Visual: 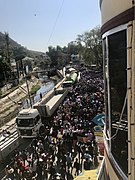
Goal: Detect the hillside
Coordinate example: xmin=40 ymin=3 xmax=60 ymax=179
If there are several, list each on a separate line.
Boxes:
xmin=0 ymin=32 xmax=43 ymax=57
xmin=0 ymin=32 xmax=21 ymax=49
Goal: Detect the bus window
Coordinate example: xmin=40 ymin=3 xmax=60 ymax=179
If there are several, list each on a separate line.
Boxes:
xmin=108 ymin=29 xmax=128 ymax=174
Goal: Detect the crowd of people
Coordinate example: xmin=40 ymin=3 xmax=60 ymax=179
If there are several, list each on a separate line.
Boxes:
xmin=4 ymin=66 xmax=104 ymax=180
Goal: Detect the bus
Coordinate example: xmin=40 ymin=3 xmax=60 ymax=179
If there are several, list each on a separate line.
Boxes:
xmin=62 ymin=72 xmax=78 ymax=89
xmin=70 ymin=72 xmax=77 ymax=83
xmin=16 ymin=108 xmax=43 ymax=138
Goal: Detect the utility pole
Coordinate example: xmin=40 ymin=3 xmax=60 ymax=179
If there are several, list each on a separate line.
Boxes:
xmin=22 ymin=58 xmax=32 ymax=108
xmin=25 ymin=76 xmax=32 ymax=108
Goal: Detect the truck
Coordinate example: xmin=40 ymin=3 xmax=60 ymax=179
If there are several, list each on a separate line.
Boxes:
xmin=16 ymin=108 xmax=43 ymax=138
xmin=33 ymin=88 xmax=68 ymax=118
xmin=16 ymin=88 xmax=68 ymax=138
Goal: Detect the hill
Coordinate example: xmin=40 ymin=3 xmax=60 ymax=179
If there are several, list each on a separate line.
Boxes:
xmin=0 ymin=32 xmax=43 ymax=57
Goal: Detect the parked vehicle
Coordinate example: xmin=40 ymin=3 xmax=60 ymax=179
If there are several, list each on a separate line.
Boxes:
xmin=62 ymin=72 xmax=78 ymax=89
xmin=16 ymin=108 xmax=43 ymax=138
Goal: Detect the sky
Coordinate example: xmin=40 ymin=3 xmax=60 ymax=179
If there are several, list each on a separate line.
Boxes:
xmin=0 ymin=0 xmax=101 ymax=52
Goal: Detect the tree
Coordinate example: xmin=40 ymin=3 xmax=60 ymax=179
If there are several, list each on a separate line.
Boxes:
xmin=76 ymin=26 xmax=102 ymax=66
xmin=13 ymin=47 xmax=26 ymax=78
xmin=46 ymin=46 xmax=58 ymax=67
xmin=45 ymin=25 xmax=103 ymax=68
xmin=0 ymin=54 xmax=10 ymax=84
xmin=3 ymin=32 xmax=12 ymax=79
xmin=67 ymin=41 xmax=79 ymax=55
xmin=4 ymin=32 xmax=11 ymax=64
xmin=56 ymin=45 xmax=62 ymax=52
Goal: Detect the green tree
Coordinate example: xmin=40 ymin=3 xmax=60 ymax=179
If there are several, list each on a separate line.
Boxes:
xmin=13 ymin=47 xmax=26 ymax=60
xmin=76 ymin=26 xmax=102 ymax=66
xmin=13 ymin=47 xmax=26 ymax=78
xmin=62 ymin=46 xmax=68 ymax=53
xmin=3 ymin=32 xmax=12 ymax=78
xmin=67 ymin=41 xmax=79 ymax=55
xmin=46 ymin=46 xmax=58 ymax=67
xmin=0 ymin=54 xmax=10 ymax=83
xmin=46 ymin=45 xmax=70 ymax=68
xmin=4 ymin=32 xmax=11 ymax=64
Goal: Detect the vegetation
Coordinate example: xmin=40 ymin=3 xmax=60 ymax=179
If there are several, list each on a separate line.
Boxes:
xmin=46 ymin=26 xmax=102 ymax=67
xmin=46 ymin=45 xmax=70 ymax=69
xmin=76 ymin=25 xmax=102 ymax=66
xmin=0 ymin=25 xmax=102 ymax=87
xmin=0 ymin=32 xmax=44 ymax=85
xmin=30 ymin=84 xmax=40 ymax=95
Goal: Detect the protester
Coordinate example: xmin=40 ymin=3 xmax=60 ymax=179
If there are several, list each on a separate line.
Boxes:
xmin=4 ymin=65 xmax=104 ymax=179
xmin=73 ymin=158 xmax=80 ymax=177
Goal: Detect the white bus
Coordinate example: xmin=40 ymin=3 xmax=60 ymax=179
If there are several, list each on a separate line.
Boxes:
xmin=16 ymin=108 xmax=43 ymax=138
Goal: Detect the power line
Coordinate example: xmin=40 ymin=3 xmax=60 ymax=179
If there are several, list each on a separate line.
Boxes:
xmin=46 ymin=0 xmax=65 ymax=49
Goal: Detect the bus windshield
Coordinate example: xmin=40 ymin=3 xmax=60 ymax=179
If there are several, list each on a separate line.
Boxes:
xmin=16 ymin=118 xmax=34 ymax=127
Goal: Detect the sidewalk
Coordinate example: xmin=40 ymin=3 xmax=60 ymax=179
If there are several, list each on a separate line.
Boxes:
xmin=74 ymin=169 xmax=97 ymax=180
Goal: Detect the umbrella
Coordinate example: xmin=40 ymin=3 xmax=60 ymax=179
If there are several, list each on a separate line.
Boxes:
xmin=84 ymin=153 xmax=92 ymax=161
xmin=92 ymin=114 xmax=105 ymax=126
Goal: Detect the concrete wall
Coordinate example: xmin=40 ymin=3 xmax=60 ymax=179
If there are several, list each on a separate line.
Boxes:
xmin=100 ymin=0 xmax=132 ymax=25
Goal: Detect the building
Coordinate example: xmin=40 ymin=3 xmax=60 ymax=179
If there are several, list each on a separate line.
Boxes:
xmin=99 ymin=0 xmax=135 ymax=179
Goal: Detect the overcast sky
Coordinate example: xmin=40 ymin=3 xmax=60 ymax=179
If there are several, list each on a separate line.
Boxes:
xmin=0 ymin=0 xmax=101 ymax=52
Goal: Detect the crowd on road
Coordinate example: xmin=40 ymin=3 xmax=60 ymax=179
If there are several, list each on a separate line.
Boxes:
xmin=4 ymin=66 xmax=104 ymax=180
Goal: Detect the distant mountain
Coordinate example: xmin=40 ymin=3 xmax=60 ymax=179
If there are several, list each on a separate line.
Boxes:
xmin=0 ymin=32 xmax=43 ymax=57
xmin=0 ymin=32 xmax=22 ymax=49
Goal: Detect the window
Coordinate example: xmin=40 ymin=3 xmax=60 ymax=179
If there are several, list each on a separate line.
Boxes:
xmin=103 ymin=28 xmax=128 ymax=176
xmin=16 ymin=118 xmax=34 ymax=127
xmin=103 ymin=38 xmax=109 ymax=135
xmin=108 ymin=30 xmax=128 ymax=175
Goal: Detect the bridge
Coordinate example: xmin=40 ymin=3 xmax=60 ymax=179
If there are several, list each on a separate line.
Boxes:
xmin=31 ymin=68 xmax=56 ymax=74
